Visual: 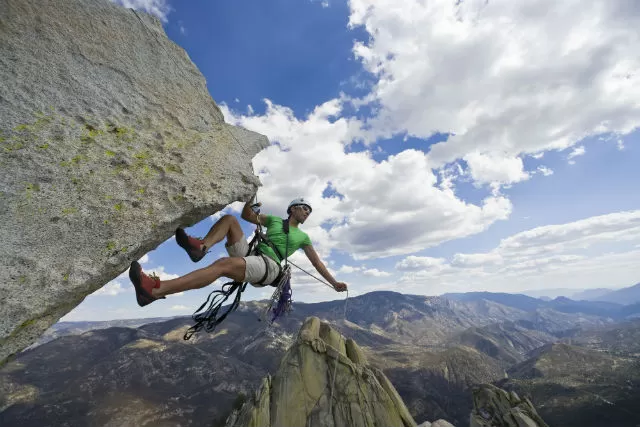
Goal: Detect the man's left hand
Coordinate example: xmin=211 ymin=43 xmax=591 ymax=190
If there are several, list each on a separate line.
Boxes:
xmin=334 ymin=282 xmax=348 ymax=292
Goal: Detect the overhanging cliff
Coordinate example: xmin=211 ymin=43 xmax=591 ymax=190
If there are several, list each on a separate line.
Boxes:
xmin=0 ymin=0 xmax=268 ymax=364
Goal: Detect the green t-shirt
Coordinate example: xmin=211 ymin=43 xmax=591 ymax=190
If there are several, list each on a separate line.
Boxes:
xmin=257 ymin=215 xmax=312 ymax=264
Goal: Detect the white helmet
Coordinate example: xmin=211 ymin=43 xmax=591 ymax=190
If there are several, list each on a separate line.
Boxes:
xmin=287 ymin=197 xmax=312 ymax=214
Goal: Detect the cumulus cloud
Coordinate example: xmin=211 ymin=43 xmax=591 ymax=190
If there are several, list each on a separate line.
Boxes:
xmin=110 ymin=0 xmax=171 ymax=22
xmin=362 ymin=268 xmax=391 ymax=277
xmin=93 ymin=282 xmax=128 ymax=296
xmin=464 ymin=152 xmax=529 ymax=186
xmin=395 ymin=256 xmax=447 ymax=272
xmin=348 ymin=0 xmax=640 ymax=182
xmin=397 ymin=210 xmax=640 ymax=293
xmin=567 ymin=145 xmax=586 ymax=159
xmin=567 ymin=145 xmax=586 ymax=164
xmin=221 ymin=0 xmax=640 ymax=263
xmin=536 ymin=166 xmax=554 ymax=176
xmin=223 ymin=100 xmax=512 ymax=260
xmin=210 ymin=201 xmax=245 ymax=222
xmin=144 ymin=266 xmax=180 ymax=281
xmin=338 ymin=265 xmax=362 ymax=274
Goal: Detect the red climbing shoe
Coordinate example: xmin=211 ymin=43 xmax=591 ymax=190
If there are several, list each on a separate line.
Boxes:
xmin=129 ymin=260 xmax=164 ymax=307
xmin=175 ymin=227 xmax=206 ymax=262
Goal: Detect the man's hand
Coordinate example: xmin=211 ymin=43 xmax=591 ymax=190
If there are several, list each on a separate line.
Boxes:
xmin=334 ymin=282 xmax=348 ymax=292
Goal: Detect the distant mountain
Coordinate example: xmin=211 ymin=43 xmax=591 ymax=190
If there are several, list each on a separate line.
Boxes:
xmin=570 ymin=288 xmax=614 ymax=300
xmin=501 ymin=342 xmax=640 ymax=427
xmin=449 ymin=321 xmax=556 ymax=365
xmin=522 ymin=288 xmax=581 ymax=299
xmin=565 ymin=318 xmax=640 ymax=356
xmin=521 ymin=288 xmax=614 ymax=300
xmin=29 ymin=317 xmax=175 ymax=348
xmin=595 ymin=282 xmax=640 ymax=305
xmin=445 ymin=291 xmax=638 ymax=320
xmin=545 ymin=296 xmax=623 ymax=318
xmin=444 ymin=292 xmax=544 ymax=312
xmin=2 ymin=290 xmax=639 ymax=427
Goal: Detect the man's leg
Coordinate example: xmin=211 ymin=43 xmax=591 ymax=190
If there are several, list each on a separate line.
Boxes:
xmin=152 ymin=256 xmax=246 ymax=298
xmin=176 ymin=214 xmax=244 ymax=262
xmin=158 ymin=215 xmax=246 ymax=296
xmin=200 ymin=214 xmax=244 ymax=250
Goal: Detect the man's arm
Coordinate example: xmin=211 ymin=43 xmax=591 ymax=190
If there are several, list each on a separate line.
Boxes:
xmin=302 ymin=245 xmax=347 ymax=292
xmin=240 ymin=200 xmax=267 ymax=225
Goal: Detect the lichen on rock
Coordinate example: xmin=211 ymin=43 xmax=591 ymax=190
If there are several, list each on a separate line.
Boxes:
xmin=0 ymin=0 xmax=268 ymax=364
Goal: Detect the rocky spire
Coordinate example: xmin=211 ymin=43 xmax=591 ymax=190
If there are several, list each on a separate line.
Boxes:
xmin=225 ymin=316 xmax=418 ymax=427
xmin=470 ymin=384 xmax=548 ymax=427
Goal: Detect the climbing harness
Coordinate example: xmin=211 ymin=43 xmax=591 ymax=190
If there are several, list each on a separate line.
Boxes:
xmin=184 ymin=201 xmax=293 ymax=340
xmin=183 ymin=198 xmax=349 ymax=341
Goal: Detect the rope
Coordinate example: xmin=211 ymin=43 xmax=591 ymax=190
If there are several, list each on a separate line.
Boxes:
xmin=183 ymin=280 xmax=247 ymax=340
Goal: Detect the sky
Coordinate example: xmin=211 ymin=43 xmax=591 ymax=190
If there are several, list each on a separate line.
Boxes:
xmin=63 ymin=0 xmax=640 ymax=321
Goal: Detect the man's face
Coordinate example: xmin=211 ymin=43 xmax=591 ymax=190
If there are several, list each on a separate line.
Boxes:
xmin=292 ymin=205 xmax=311 ymax=223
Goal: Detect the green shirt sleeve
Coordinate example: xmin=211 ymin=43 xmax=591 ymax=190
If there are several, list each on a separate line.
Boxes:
xmin=301 ymin=232 xmax=312 ymax=247
xmin=263 ymin=214 xmax=276 ymax=228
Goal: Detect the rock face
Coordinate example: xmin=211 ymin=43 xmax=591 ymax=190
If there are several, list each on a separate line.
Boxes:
xmin=0 ymin=0 xmax=268 ymax=364
xmin=470 ymin=384 xmax=548 ymax=427
xmin=225 ymin=316 xmax=417 ymax=427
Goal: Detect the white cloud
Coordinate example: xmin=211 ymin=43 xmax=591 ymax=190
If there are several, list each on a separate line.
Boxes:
xmin=536 ymin=166 xmax=554 ymax=176
xmin=464 ymin=151 xmax=529 ymax=185
xmin=567 ymin=145 xmax=586 ymax=159
xmin=110 ymin=0 xmax=171 ymax=22
xmin=395 ymin=256 xmax=447 ymax=272
xmin=452 ymin=252 xmax=503 ymax=267
xmin=348 ymin=0 xmax=640 ymax=182
xmin=338 ymin=265 xmax=362 ymax=274
xmin=221 ymin=0 xmax=640 ymax=262
xmin=362 ymin=268 xmax=391 ymax=277
xmin=210 ymin=201 xmax=245 ymax=222
xmin=169 ymin=305 xmax=190 ymax=312
xmin=93 ymin=282 xmax=129 ymax=296
xmin=222 ymin=101 xmax=512 ymax=261
xmin=139 ymin=254 xmax=150 ymax=264
xmin=567 ymin=145 xmax=586 ymax=162
xmin=148 ymin=266 xmax=179 ymax=281
xmin=396 ymin=210 xmax=640 ymax=293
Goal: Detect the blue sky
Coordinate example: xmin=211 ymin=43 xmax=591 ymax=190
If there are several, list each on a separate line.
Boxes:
xmin=64 ymin=0 xmax=640 ymax=321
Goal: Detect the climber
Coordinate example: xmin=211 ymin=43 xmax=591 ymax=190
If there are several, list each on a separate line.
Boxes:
xmin=129 ymin=197 xmax=348 ymax=307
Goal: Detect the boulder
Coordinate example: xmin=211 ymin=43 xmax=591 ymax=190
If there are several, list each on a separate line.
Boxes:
xmin=0 ymin=0 xmax=268 ymax=364
xmin=470 ymin=384 xmax=548 ymax=427
xmin=225 ymin=316 xmax=417 ymax=427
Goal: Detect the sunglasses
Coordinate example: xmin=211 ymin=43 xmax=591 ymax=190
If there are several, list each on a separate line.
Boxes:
xmin=296 ymin=205 xmax=312 ymax=213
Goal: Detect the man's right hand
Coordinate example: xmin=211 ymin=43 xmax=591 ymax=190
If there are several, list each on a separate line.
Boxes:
xmin=334 ymin=282 xmax=348 ymax=292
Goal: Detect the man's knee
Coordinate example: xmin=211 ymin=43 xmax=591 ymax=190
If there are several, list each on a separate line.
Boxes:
xmin=221 ymin=214 xmax=239 ymax=225
xmin=212 ymin=256 xmax=245 ymax=278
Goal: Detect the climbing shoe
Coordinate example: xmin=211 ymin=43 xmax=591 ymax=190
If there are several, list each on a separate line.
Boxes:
xmin=129 ymin=260 xmax=164 ymax=307
xmin=175 ymin=227 xmax=206 ymax=262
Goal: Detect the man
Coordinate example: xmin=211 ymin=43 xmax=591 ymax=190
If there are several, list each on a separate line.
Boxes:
xmin=129 ymin=197 xmax=348 ymax=307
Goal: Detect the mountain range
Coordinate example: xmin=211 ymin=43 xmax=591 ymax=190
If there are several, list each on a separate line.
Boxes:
xmin=2 ymin=289 xmax=640 ymax=427
xmin=521 ymin=283 xmax=640 ymax=305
